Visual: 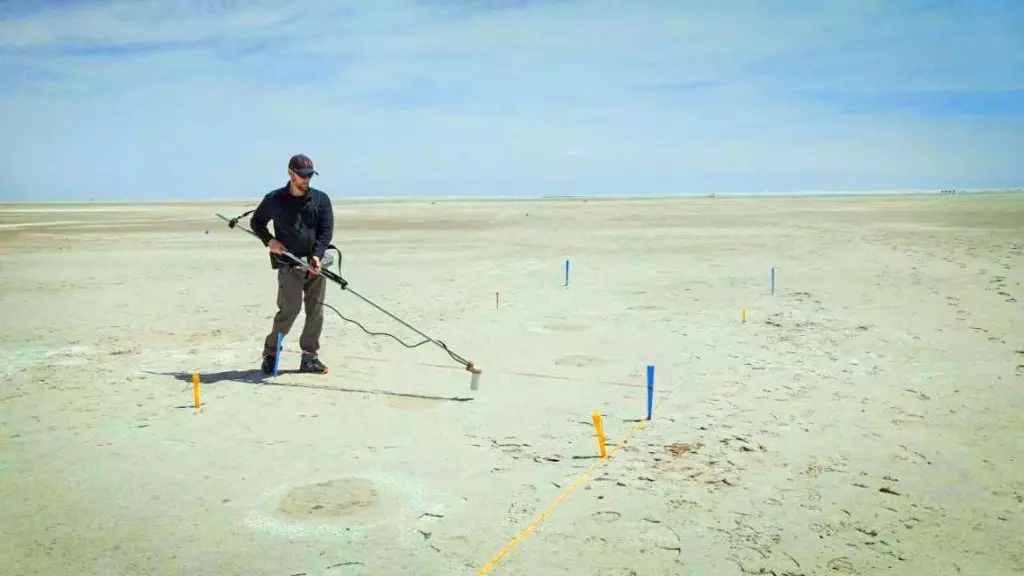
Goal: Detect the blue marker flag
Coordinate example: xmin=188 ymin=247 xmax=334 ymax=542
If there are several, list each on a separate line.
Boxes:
xmin=646 ymin=365 xmax=655 ymax=420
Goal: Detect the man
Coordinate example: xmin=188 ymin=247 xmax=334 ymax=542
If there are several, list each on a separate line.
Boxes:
xmin=249 ymin=153 xmax=334 ymax=375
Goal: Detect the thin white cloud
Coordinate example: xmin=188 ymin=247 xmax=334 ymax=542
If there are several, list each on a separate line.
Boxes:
xmin=1 ymin=0 xmax=1022 ymax=201
xmin=0 ymin=0 xmax=296 ymax=48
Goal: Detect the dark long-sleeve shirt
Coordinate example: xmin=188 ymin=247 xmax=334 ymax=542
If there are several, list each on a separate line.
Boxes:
xmin=249 ymin=183 xmax=334 ymax=263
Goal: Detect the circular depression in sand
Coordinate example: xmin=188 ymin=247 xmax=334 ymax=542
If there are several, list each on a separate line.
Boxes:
xmin=277 ymin=477 xmax=381 ymax=521
xmin=244 ymin=473 xmax=424 ymax=539
xmin=554 ymin=353 xmax=605 ymax=367
xmin=532 ymin=322 xmax=591 ymax=334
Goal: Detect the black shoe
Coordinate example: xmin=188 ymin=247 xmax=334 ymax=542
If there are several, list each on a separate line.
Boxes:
xmin=262 ymin=354 xmax=277 ymax=375
xmin=299 ymin=355 xmax=328 ymax=374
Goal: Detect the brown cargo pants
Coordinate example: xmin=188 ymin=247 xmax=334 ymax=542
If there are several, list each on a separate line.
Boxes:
xmin=263 ymin=265 xmax=327 ymax=359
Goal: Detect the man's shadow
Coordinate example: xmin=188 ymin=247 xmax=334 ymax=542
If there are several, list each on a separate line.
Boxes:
xmin=143 ymin=369 xmax=475 ymax=404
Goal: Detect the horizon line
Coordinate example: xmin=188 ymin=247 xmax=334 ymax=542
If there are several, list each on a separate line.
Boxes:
xmin=0 ymin=187 xmax=1021 ymax=206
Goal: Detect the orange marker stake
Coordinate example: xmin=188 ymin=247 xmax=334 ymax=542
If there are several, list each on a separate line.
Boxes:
xmin=192 ymin=373 xmax=201 ymax=409
xmin=591 ymin=411 xmax=608 ymax=458
xmin=742 ymin=306 xmax=746 ymax=322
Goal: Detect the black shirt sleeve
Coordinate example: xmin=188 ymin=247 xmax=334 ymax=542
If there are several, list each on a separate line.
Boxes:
xmin=250 ymin=192 xmax=275 ymax=246
xmin=314 ymin=193 xmax=334 ymax=259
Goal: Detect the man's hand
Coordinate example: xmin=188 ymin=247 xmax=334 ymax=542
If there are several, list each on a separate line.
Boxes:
xmin=268 ymin=239 xmax=285 ymax=254
xmin=308 ymin=256 xmax=321 ymax=275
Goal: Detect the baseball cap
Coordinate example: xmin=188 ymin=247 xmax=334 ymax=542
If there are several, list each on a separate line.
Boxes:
xmin=288 ymin=154 xmax=319 ymax=177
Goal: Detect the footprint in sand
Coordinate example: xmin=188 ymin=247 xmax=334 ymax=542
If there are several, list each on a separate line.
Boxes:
xmin=592 ymin=510 xmax=622 ymax=523
xmin=827 ymin=557 xmax=856 ymax=574
xmin=627 ymin=304 xmax=667 ymax=312
xmin=503 ymin=484 xmax=540 ymax=526
xmin=639 ymin=518 xmax=682 ymax=554
xmin=611 ymin=289 xmax=650 ymax=297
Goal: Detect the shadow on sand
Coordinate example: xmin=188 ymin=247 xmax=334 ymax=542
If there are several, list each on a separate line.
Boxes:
xmin=142 ymin=369 xmax=475 ymax=403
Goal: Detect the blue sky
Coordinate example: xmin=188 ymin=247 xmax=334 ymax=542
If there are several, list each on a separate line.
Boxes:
xmin=1 ymin=0 xmax=1022 ymax=201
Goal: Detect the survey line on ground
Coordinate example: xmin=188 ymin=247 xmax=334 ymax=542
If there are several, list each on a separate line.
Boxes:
xmin=474 ymin=386 xmax=677 ymax=575
xmin=504 ymin=370 xmax=644 ymax=389
xmin=268 ymin=347 xmax=646 ymax=388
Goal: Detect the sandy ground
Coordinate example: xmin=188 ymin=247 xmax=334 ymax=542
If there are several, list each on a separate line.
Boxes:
xmin=1 ymin=193 xmax=1022 ymax=576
